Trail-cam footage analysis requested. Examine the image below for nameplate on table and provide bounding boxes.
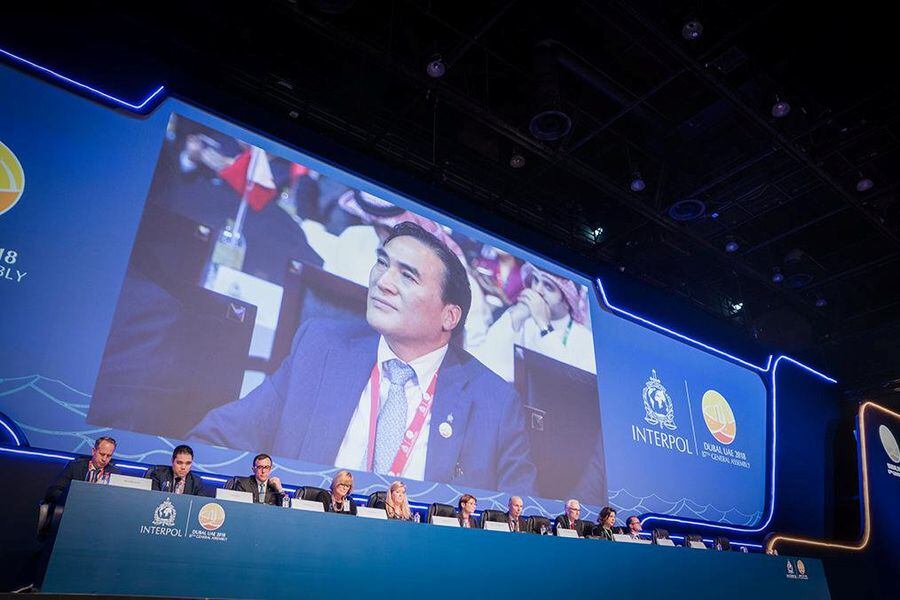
[356,506,387,520]
[291,499,325,512]
[613,533,651,544]
[107,474,152,491]
[655,538,676,547]
[431,516,460,527]
[483,520,511,532]
[688,540,707,549]
[215,488,253,503]
[556,527,579,538]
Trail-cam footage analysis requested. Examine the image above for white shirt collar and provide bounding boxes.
[377,337,449,388]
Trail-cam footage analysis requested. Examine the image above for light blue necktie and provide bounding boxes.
[372,359,416,473]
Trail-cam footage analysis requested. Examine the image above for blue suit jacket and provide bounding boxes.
[191,319,537,495]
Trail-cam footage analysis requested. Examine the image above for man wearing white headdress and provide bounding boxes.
[473,263,596,382]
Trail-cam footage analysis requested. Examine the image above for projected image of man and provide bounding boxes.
[191,222,537,495]
[473,263,596,382]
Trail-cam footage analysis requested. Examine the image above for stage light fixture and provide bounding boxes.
[426,55,446,79]
[771,97,791,118]
[725,239,739,253]
[682,20,703,40]
[771,267,784,283]
[509,152,526,168]
[856,176,874,192]
[815,297,828,308]
[629,171,646,192]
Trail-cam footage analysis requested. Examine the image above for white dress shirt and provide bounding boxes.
[334,337,448,480]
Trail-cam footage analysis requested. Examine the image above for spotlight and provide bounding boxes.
[426,55,446,79]
[856,177,874,192]
[815,297,828,308]
[771,97,791,118]
[682,20,703,40]
[724,239,739,253]
[509,152,526,169]
[771,267,784,283]
[529,109,572,141]
[593,226,605,242]
[629,172,646,192]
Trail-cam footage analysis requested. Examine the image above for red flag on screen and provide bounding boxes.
[219,146,277,211]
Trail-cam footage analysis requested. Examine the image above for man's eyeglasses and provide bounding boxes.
[254,464,272,471]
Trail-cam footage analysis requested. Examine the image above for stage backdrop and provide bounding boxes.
[2,60,777,525]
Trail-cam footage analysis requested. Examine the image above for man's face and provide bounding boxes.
[628,517,642,533]
[509,497,523,519]
[253,458,272,482]
[367,236,457,347]
[530,273,569,321]
[566,502,581,521]
[91,441,115,469]
[172,452,193,478]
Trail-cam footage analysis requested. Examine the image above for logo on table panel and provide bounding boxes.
[140,497,183,537]
[702,390,736,445]
[198,502,226,531]
[152,498,177,527]
[642,369,676,430]
[796,560,806,576]
[0,141,25,216]
[879,425,900,463]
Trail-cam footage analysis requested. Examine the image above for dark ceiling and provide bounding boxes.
[4,1,899,400]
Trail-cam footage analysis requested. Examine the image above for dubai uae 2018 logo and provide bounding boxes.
[879,424,900,478]
[198,502,226,531]
[0,141,25,216]
[702,390,737,445]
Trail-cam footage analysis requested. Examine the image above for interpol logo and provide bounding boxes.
[153,498,177,527]
[0,141,25,217]
[140,497,183,537]
[642,369,677,430]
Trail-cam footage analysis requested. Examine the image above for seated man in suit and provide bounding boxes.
[554,499,588,537]
[506,495,527,533]
[229,453,287,505]
[625,515,643,540]
[44,436,118,505]
[191,222,536,495]
[144,444,205,496]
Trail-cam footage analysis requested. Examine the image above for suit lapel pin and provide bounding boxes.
[439,421,453,438]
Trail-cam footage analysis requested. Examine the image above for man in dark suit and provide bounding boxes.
[44,436,118,504]
[505,496,528,533]
[191,222,536,495]
[227,453,287,505]
[554,499,588,537]
[144,444,206,496]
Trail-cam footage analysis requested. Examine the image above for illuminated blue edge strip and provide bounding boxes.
[0,46,166,113]
[595,278,836,536]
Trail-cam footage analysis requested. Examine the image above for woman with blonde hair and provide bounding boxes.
[384,480,414,521]
[327,470,358,515]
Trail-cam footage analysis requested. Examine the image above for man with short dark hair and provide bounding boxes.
[227,453,286,505]
[191,222,536,494]
[144,444,205,496]
[626,515,643,540]
[44,436,118,504]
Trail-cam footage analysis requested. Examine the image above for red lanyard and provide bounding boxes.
[365,364,439,476]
